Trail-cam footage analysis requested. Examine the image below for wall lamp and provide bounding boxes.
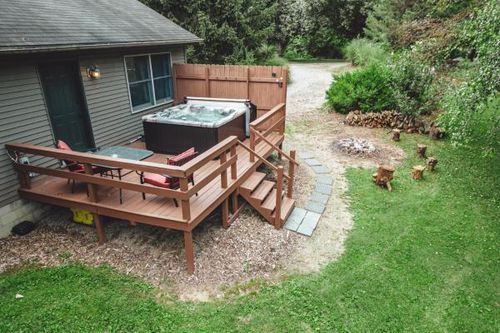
[86,65,101,79]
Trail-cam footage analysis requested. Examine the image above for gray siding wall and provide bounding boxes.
[0,64,54,207]
[80,46,185,147]
[0,45,186,208]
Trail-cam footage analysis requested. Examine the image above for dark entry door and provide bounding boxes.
[39,62,94,151]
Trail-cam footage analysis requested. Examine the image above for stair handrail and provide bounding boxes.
[237,141,291,181]
[250,128,299,166]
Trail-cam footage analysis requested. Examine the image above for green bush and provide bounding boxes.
[343,38,388,66]
[326,64,395,114]
[283,37,314,61]
[439,0,499,155]
[389,49,435,115]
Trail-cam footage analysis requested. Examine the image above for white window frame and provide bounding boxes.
[124,52,174,114]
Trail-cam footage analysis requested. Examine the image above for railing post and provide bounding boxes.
[249,129,255,162]
[180,177,191,220]
[287,150,296,198]
[275,166,284,229]
[230,144,237,179]
[83,163,98,202]
[222,198,230,229]
[220,151,228,188]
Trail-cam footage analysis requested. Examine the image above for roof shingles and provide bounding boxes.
[0,0,201,53]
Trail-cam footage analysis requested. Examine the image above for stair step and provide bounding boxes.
[261,189,280,213]
[272,197,295,222]
[250,180,275,203]
[240,172,267,193]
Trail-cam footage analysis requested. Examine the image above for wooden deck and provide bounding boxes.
[19,134,282,231]
[5,103,296,273]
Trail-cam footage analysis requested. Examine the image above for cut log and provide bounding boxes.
[416,144,427,159]
[392,129,401,141]
[373,164,394,191]
[426,157,438,171]
[429,126,444,140]
[412,165,426,180]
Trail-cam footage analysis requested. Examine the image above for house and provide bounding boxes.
[0,0,201,236]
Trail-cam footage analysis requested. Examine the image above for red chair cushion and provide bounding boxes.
[143,174,179,188]
[167,147,196,165]
[56,140,72,151]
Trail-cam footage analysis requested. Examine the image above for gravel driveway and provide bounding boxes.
[286,62,352,117]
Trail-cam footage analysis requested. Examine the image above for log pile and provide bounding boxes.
[345,110,427,133]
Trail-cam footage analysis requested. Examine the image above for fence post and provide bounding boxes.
[287,150,296,198]
[275,166,284,229]
[205,66,210,97]
[220,151,228,188]
[180,177,191,220]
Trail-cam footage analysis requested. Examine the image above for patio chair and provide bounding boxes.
[56,140,108,193]
[139,147,198,207]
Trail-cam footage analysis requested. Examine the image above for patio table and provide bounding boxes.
[94,146,154,204]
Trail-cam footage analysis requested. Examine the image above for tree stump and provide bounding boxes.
[416,144,427,159]
[373,165,394,191]
[429,126,444,140]
[426,157,438,171]
[412,165,426,180]
[392,129,401,141]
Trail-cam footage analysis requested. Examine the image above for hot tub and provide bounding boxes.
[142,97,256,154]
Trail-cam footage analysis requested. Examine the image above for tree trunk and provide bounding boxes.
[412,165,425,180]
[373,165,394,191]
[416,144,427,159]
[426,157,438,171]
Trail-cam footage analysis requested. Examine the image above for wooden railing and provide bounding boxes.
[5,137,239,223]
[248,103,298,199]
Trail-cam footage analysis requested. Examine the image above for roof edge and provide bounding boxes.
[0,39,203,55]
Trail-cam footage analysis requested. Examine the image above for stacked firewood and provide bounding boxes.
[345,110,427,133]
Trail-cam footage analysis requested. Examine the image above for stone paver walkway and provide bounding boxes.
[284,152,333,236]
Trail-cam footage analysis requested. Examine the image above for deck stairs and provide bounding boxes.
[239,171,295,228]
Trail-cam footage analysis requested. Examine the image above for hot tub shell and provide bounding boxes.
[143,97,256,154]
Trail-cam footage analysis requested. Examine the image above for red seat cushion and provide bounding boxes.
[143,174,179,188]
[167,147,196,165]
[56,140,72,151]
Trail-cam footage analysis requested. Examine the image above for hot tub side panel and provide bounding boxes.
[143,112,246,154]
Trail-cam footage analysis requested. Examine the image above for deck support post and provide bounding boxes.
[277,143,283,160]
[180,178,191,220]
[231,190,238,214]
[287,150,296,198]
[275,166,284,229]
[222,198,230,229]
[94,214,106,244]
[183,231,195,274]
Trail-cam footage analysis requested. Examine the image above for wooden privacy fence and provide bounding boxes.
[173,64,288,117]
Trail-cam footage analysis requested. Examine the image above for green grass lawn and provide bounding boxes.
[1,134,498,332]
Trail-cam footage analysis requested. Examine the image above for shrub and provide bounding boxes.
[439,0,499,155]
[389,49,435,115]
[264,55,289,66]
[343,38,388,66]
[326,64,395,114]
[283,37,314,61]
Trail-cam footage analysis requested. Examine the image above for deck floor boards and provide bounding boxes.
[21,135,283,231]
